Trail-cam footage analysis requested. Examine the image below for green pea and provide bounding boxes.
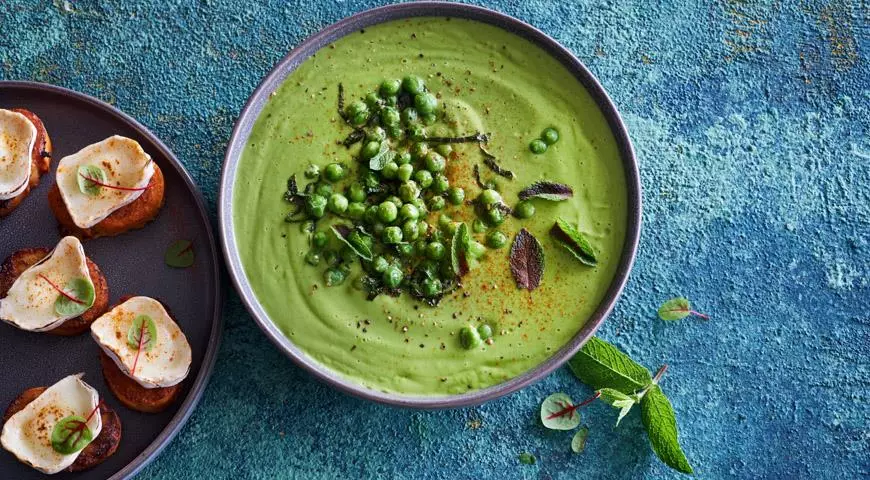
[346,201,366,220]
[417,220,430,236]
[364,205,379,224]
[401,107,419,125]
[351,112,368,126]
[362,170,380,190]
[305,195,327,218]
[413,170,432,188]
[402,220,419,241]
[477,324,493,340]
[380,79,401,97]
[382,161,399,179]
[386,195,403,208]
[514,200,535,219]
[435,144,453,157]
[380,106,400,126]
[409,142,427,160]
[397,163,414,182]
[367,127,386,142]
[402,75,425,95]
[398,181,420,202]
[431,174,449,194]
[347,183,366,202]
[472,218,488,233]
[324,267,347,286]
[345,100,368,120]
[397,243,415,257]
[444,221,459,236]
[438,214,452,230]
[385,96,398,107]
[361,141,381,160]
[315,183,333,197]
[407,124,425,140]
[324,163,345,182]
[447,187,465,205]
[416,259,438,278]
[382,226,403,244]
[372,255,390,273]
[414,93,438,114]
[396,152,412,165]
[486,231,508,249]
[304,164,320,179]
[327,193,348,214]
[372,222,386,236]
[421,278,442,297]
[377,201,398,223]
[383,265,404,288]
[300,220,315,233]
[421,113,437,126]
[541,127,559,145]
[364,92,381,108]
[400,203,420,221]
[459,325,482,349]
[529,139,547,154]
[323,249,338,265]
[467,241,486,259]
[311,231,328,249]
[428,196,446,211]
[426,242,445,260]
[305,251,320,266]
[424,152,446,173]
[478,189,502,206]
[388,125,404,139]
[485,206,505,226]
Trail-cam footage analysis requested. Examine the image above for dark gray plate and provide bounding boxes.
[0,81,222,479]
[220,3,641,408]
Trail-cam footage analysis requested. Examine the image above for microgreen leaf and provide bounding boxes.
[77,165,106,196]
[52,277,96,317]
[551,218,597,266]
[165,240,195,268]
[568,337,652,395]
[331,226,373,261]
[518,452,536,465]
[540,393,581,430]
[509,228,544,291]
[51,415,93,454]
[571,427,589,453]
[518,181,573,201]
[127,315,157,352]
[641,385,694,474]
[658,297,708,321]
[367,142,392,171]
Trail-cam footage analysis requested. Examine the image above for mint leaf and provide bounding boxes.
[658,297,709,321]
[641,385,694,474]
[540,393,581,430]
[509,228,544,291]
[551,218,597,266]
[331,226,373,261]
[518,181,573,201]
[598,388,638,427]
[367,142,392,170]
[571,427,589,453]
[518,452,536,465]
[165,240,195,268]
[568,337,652,394]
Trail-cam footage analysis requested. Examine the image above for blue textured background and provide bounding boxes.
[2,1,868,478]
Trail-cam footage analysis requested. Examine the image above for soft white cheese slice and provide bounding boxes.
[91,296,192,389]
[0,109,37,201]
[0,374,102,475]
[56,135,154,229]
[0,236,92,332]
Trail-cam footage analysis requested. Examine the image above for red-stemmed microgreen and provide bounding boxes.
[50,400,103,454]
[78,171,150,192]
[658,297,709,321]
[540,391,599,430]
[165,240,195,268]
[38,274,85,305]
[127,315,157,377]
[39,274,95,317]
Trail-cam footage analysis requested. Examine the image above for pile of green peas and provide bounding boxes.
[529,127,560,154]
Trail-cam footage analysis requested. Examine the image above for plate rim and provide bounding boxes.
[219,2,642,409]
[0,80,224,479]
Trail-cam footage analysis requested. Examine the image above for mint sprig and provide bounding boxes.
[641,385,694,474]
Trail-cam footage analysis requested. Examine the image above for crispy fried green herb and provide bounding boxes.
[509,228,544,291]
[518,181,573,201]
[551,218,597,266]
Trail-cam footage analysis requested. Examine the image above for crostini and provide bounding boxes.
[91,296,191,413]
[0,108,52,216]
[1,374,121,474]
[0,236,109,335]
[48,135,164,239]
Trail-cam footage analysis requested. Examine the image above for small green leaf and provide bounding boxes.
[509,228,544,291]
[568,337,652,395]
[51,415,93,454]
[54,277,96,317]
[658,297,696,321]
[641,385,693,474]
[598,388,637,426]
[518,452,536,465]
[127,315,157,352]
[367,142,392,170]
[331,226,373,261]
[551,218,597,266]
[449,223,469,277]
[540,393,581,430]
[571,427,589,453]
[165,240,195,268]
[76,165,106,196]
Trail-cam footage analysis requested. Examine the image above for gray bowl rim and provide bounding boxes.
[0,80,225,478]
[218,1,641,409]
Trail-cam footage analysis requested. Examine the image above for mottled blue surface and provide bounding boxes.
[2,0,868,478]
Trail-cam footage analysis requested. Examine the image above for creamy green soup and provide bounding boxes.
[233,17,627,396]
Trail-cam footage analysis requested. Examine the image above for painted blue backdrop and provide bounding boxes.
[2,1,867,478]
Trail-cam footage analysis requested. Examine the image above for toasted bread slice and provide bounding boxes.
[100,351,182,413]
[48,162,165,239]
[0,108,52,217]
[3,386,122,472]
[0,247,109,335]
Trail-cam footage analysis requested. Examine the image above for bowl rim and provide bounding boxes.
[218,1,641,409]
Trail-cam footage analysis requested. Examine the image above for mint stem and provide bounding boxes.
[652,364,668,384]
